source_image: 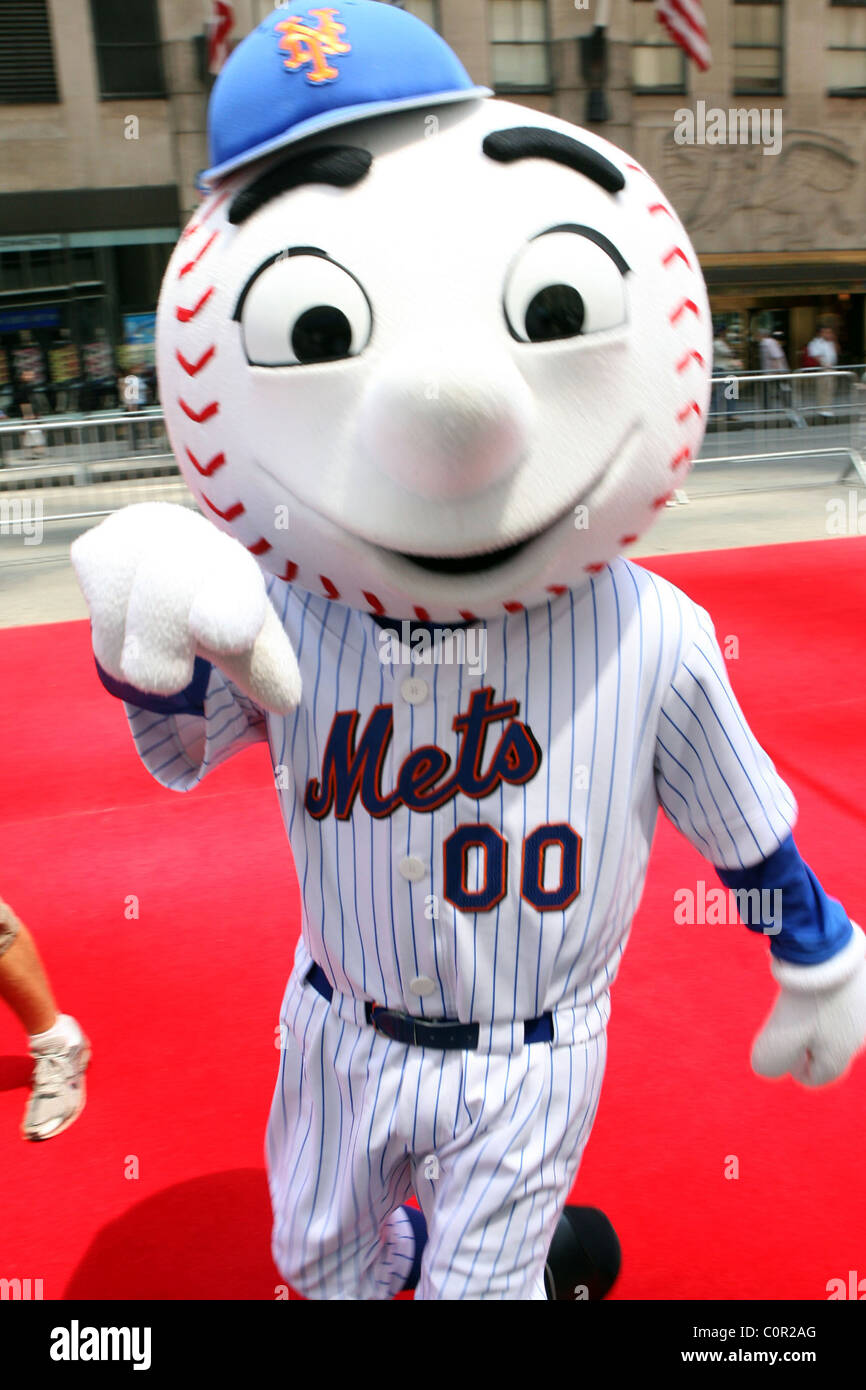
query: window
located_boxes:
[632,0,686,94]
[90,0,166,99]
[382,1,440,29]
[489,0,551,92]
[0,252,24,290]
[0,0,59,103]
[733,0,784,95]
[828,0,866,95]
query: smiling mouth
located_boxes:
[379,423,641,578]
[383,476,598,577]
[394,538,527,576]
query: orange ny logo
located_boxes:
[275,8,351,85]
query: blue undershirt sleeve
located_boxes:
[716,833,853,965]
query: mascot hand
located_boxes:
[71,502,301,715]
[751,924,866,1086]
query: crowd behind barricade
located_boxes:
[0,344,161,460]
[0,362,158,423]
[710,312,866,423]
[713,317,847,380]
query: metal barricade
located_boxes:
[701,369,866,489]
[0,410,196,533]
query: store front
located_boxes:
[703,253,866,375]
[0,186,179,418]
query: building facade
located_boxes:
[0,0,863,414]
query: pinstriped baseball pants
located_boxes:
[266,964,607,1301]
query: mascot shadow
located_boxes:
[63,1169,286,1300]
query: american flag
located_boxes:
[207,1,235,76]
[655,0,712,72]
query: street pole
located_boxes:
[580,0,612,123]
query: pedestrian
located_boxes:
[758,326,789,373]
[712,324,743,418]
[16,368,49,456]
[756,326,790,414]
[0,896,90,1140]
[806,324,839,415]
[120,367,144,412]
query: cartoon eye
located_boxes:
[235,250,373,366]
[503,227,628,344]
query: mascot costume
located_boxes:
[72,2,866,1300]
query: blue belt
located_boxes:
[305,962,554,1050]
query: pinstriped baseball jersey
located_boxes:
[124,556,797,1040]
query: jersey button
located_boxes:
[409,976,436,997]
[400,676,429,705]
[398,856,426,882]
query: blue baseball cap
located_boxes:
[202,1,491,187]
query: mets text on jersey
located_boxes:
[304,686,542,820]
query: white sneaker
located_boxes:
[22,1033,91,1141]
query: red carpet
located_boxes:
[1,537,864,1301]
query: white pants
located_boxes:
[266,963,607,1300]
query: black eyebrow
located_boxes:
[228,146,373,226]
[482,127,625,194]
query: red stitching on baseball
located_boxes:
[662,246,691,269]
[176,346,216,377]
[676,402,701,423]
[546,585,567,596]
[320,576,340,599]
[185,446,225,477]
[671,447,692,470]
[459,610,478,622]
[281,561,298,582]
[503,601,523,613]
[363,591,385,615]
[619,534,638,546]
[200,189,229,225]
[647,202,674,218]
[176,287,214,323]
[179,398,219,424]
[413,606,431,622]
[652,492,674,509]
[180,192,228,241]
[247,538,272,556]
[585,563,606,574]
[202,493,245,521]
[178,231,219,278]
[669,298,700,324]
[676,350,705,373]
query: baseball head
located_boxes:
[156,5,711,621]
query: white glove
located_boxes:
[751,923,866,1087]
[71,503,301,715]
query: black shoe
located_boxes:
[544,1205,621,1300]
